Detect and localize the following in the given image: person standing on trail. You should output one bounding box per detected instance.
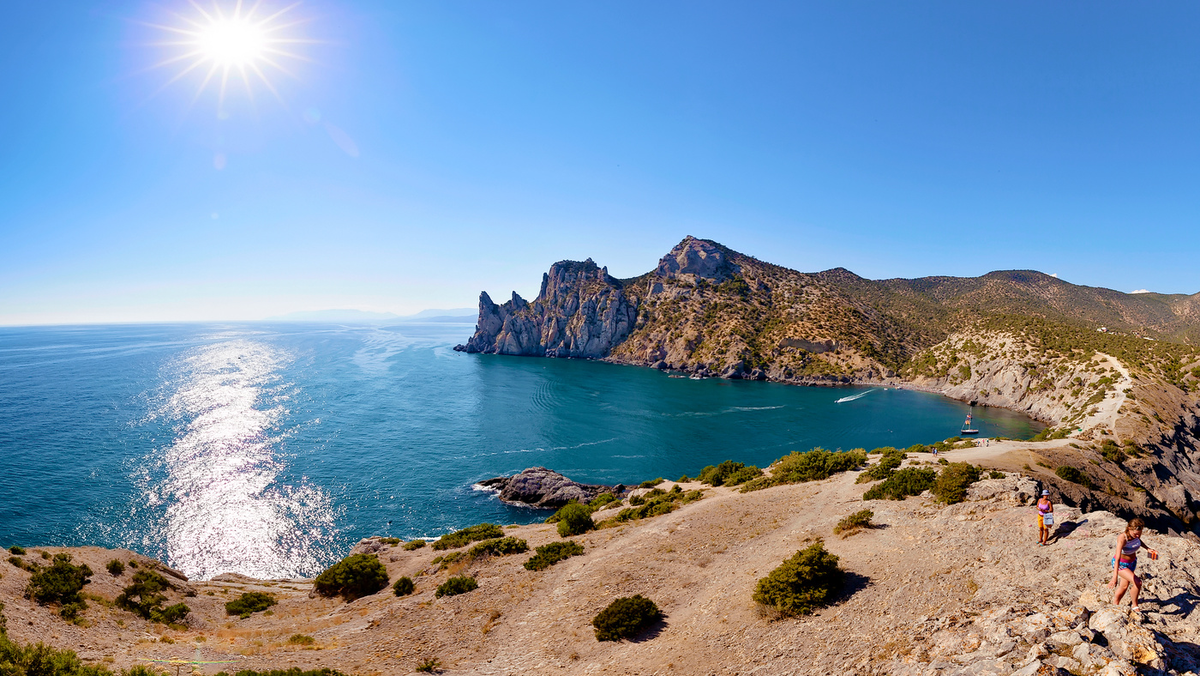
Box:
[1036,490,1054,546]
[1108,517,1159,613]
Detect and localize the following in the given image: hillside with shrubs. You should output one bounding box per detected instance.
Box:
[3,449,1199,676]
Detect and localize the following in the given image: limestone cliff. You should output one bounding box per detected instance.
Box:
[458,236,1200,532]
[456,259,637,358]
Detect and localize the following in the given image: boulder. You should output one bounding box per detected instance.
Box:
[476,467,619,509]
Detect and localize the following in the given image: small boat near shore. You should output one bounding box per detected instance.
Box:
[961,411,979,435]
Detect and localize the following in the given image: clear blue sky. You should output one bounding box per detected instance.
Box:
[3,2,1199,324]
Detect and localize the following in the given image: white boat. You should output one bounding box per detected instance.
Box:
[961,412,979,435]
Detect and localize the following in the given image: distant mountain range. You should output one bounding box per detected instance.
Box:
[267,308,476,323]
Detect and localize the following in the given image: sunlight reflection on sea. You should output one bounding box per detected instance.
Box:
[137,339,337,580]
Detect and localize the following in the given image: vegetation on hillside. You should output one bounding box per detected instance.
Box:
[115,570,189,624]
[591,595,661,641]
[431,524,504,551]
[312,554,389,601]
[753,540,844,617]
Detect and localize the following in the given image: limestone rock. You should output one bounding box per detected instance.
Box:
[476,467,619,509]
[967,475,1040,506]
[456,259,637,359]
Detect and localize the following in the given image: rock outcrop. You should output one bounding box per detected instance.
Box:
[476,467,621,508]
[456,259,638,358]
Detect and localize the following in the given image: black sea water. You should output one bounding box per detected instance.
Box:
[0,322,1042,579]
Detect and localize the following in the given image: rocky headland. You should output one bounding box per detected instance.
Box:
[457,236,1200,536]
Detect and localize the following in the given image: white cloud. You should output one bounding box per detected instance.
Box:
[1130,289,1151,294]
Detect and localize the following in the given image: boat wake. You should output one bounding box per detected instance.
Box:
[836,389,877,403]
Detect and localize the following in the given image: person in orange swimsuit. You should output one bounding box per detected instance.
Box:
[1036,490,1053,546]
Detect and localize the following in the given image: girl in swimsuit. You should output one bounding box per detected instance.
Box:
[1036,490,1053,546]
[1107,517,1159,612]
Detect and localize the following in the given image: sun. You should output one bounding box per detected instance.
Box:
[144,1,313,113]
[196,15,267,67]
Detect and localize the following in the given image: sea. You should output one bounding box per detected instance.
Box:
[0,322,1043,580]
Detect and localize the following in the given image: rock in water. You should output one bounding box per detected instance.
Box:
[476,467,621,508]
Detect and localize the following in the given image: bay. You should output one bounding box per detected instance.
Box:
[0,322,1042,579]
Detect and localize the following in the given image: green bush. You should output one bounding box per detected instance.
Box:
[312,553,389,601]
[725,465,763,485]
[8,556,37,572]
[856,452,905,483]
[546,500,588,521]
[379,538,400,545]
[524,541,585,571]
[988,470,1005,479]
[591,595,661,641]
[753,540,844,617]
[26,553,92,619]
[392,577,414,596]
[7,546,24,556]
[402,540,427,551]
[434,551,464,570]
[157,603,190,625]
[1055,465,1095,488]
[225,592,276,618]
[415,658,441,673]
[696,461,763,487]
[905,444,927,454]
[116,570,189,624]
[287,634,316,645]
[105,560,125,576]
[435,576,477,598]
[833,509,874,537]
[556,504,595,537]
[1035,427,1071,442]
[431,524,504,551]
[467,537,529,558]
[1101,439,1127,464]
[639,478,664,488]
[742,448,868,493]
[589,493,618,510]
[0,629,174,675]
[931,462,982,504]
[862,467,937,501]
[604,486,703,525]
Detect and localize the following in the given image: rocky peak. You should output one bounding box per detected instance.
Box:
[655,236,740,284]
[539,258,614,301]
[456,256,637,359]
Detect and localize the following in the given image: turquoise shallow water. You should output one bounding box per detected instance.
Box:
[0,322,1042,579]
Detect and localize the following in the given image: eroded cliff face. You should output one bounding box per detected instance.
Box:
[456,259,638,358]
[458,236,1200,530]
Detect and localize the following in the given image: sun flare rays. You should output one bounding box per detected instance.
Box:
[141,0,316,114]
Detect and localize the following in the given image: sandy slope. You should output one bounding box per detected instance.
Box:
[4,462,1199,676]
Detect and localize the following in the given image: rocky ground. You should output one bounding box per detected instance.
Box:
[4,451,1199,676]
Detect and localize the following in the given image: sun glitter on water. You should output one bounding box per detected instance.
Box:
[143,1,314,112]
